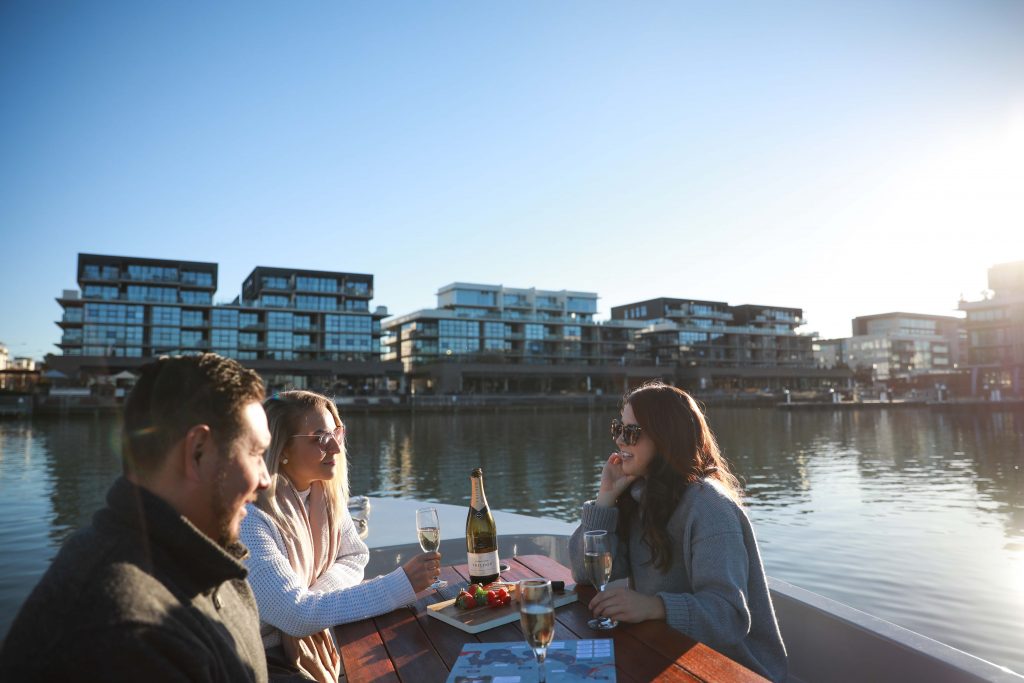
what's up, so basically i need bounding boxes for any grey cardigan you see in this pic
[569,479,787,683]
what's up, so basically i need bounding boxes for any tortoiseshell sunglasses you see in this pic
[610,419,643,446]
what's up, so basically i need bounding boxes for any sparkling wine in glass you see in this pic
[584,530,617,629]
[519,579,555,683]
[415,507,447,590]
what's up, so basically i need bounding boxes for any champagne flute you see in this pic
[518,579,555,683]
[415,507,447,590]
[584,530,617,629]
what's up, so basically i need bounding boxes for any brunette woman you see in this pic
[569,381,787,682]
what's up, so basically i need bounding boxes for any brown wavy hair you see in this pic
[616,381,742,572]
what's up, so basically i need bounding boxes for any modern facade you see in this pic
[382,283,660,394]
[611,298,848,391]
[813,338,850,370]
[51,254,400,393]
[844,312,964,384]
[959,260,1024,396]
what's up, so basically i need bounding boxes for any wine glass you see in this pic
[415,507,447,590]
[584,530,618,629]
[518,579,555,683]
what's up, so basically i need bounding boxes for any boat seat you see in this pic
[347,495,371,540]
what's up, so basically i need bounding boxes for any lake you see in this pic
[0,407,1021,674]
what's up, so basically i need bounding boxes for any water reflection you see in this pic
[0,407,1021,674]
[34,417,124,545]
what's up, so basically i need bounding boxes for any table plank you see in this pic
[410,565,475,669]
[628,620,770,683]
[336,553,769,683]
[373,601,450,683]
[334,616,401,683]
[556,592,698,683]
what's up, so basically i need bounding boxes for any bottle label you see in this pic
[467,550,500,577]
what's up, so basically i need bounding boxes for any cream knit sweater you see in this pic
[240,503,416,648]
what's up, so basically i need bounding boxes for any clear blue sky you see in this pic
[2,1,1022,360]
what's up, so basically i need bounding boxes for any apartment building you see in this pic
[959,260,1024,396]
[51,254,400,393]
[382,283,659,394]
[845,312,964,383]
[611,297,848,391]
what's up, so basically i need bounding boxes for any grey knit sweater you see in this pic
[569,479,787,683]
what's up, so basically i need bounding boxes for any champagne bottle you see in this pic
[466,467,499,584]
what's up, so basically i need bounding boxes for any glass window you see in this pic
[83,324,143,345]
[325,333,371,351]
[261,294,289,308]
[180,290,212,305]
[296,276,338,292]
[325,314,371,333]
[212,329,238,348]
[344,299,369,312]
[181,330,203,347]
[293,315,312,330]
[262,276,289,289]
[439,320,479,338]
[181,310,204,327]
[239,332,259,347]
[525,324,544,340]
[295,295,337,311]
[483,338,510,351]
[151,327,181,346]
[563,325,582,340]
[181,270,213,287]
[483,322,507,338]
[239,312,260,328]
[83,285,119,300]
[212,309,239,328]
[439,337,480,354]
[151,307,181,325]
[566,297,597,313]
[127,285,177,303]
[344,281,369,295]
[84,303,145,324]
[267,312,294,330]
[128,264,178,282]
[535,296,559,309]
[452,307,488,318]
[453,289,495,306]
[267,331,293,349]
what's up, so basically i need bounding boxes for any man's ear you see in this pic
[182,424,213,483]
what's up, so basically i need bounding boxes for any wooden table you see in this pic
[335,554,769,683]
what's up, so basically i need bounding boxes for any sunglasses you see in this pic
[610,419,643,446]
[290,425,345,451]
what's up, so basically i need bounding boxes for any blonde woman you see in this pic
[239,391,439,682]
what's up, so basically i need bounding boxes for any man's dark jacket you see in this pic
[0,477,269,682]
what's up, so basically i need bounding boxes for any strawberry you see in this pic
[455,591,476,610]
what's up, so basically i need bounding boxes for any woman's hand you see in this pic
[595,452,637,507]
[589,586,665,623]
[402,552,441,592]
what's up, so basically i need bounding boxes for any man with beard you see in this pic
[0,353,272,682]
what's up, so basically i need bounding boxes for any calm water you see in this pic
[1,408,1022,674]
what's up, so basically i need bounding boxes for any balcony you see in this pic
[342,284,372,297]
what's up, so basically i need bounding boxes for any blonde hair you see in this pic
[258,390,349,538]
